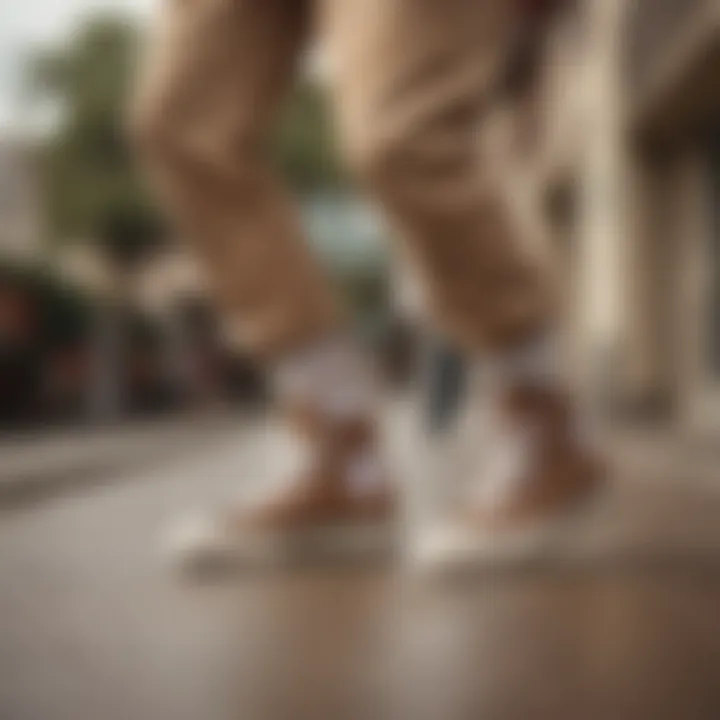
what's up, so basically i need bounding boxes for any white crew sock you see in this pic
[274,335,385,493]
[485,332,595,451]
[274,334,376,420]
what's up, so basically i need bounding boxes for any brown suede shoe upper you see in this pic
[229,410,395,532]
[466,384,602,528]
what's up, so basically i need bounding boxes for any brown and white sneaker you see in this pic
[163,412,397,574]
[413,384,604,571]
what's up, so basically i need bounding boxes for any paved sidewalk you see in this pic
[3,404,720,720]
[0,414,248,507]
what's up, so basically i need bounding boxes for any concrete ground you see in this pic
[0,414,246,507]
[2,410,720,720]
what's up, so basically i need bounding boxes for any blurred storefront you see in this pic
[0,138,266,424]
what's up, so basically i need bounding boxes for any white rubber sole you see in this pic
[410,520,564,574]
[161,516,397,575]
[409,491,604,575]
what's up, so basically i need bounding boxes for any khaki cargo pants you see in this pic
[131,0,550,358]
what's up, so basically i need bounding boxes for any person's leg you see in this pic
[320,0,601,566]
[131,0,394,570]
[320,0,549,352]
[131,0,340,356]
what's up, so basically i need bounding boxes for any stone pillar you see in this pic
[574,0,627,416]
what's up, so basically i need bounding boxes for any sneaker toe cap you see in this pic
[160,513,280,574]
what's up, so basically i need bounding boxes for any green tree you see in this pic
[275,78,345,194]
[28,15,163,269]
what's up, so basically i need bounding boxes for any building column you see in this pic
[573,0,627,416]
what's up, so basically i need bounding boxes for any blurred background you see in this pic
[0,0,396,431]
[2,0,720,432]
[3,1,720,719]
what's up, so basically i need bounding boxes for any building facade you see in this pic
[622,0,720,431]
[528,0,720,433]
[0,138,43,259]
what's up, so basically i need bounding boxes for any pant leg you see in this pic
[131,0,343,359]
[319,0,552,352]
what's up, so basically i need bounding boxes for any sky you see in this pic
[0,0,153,130]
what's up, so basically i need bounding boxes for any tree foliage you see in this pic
[275,79,346,194]
[28,15,164,269]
